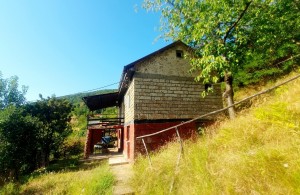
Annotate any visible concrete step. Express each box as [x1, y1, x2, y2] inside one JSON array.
[[109, 156, 129, 166], [113, 184, 135, 195]]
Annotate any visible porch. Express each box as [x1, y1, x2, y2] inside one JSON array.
[[87, 114, 124, 129], [82, 147, 128, 165], [82, 91, 124, 159], [84, 115, 124, 159]]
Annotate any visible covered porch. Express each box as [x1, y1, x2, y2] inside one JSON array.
[[82, 92, 124, 159]]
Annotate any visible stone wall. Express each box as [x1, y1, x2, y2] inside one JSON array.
[[133, 73, 223, 120], [135, 43, 196, 77], [122, 41, 223, 122]]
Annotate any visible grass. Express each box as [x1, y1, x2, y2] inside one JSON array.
[[0, 160, 115, 195], [132, 71, 300, 194]]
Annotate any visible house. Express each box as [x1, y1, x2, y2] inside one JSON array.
[[83, 41, 223, 162]]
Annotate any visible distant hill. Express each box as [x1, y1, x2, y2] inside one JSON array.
[[61, 89, 117, 105]]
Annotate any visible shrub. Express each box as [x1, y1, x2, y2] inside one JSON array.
[[55, 138, 84, 159]]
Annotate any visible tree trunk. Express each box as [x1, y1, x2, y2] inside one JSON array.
[[223, 72, 236, 119], [44, 147, 50, 167], [9, 169, 16, 181], [40, 150, 46, 167]]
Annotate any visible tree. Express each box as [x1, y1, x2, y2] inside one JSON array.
[[0, 96, 73, 180], [0, 106, 41, 180], [0, 72, 28, 109], [0, 73, 33, 179], [143, 0, 300, 119], [25, 96, 73, 166], [0, 74, 74, 180]]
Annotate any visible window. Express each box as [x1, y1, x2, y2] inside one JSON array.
[[176, 50, 183, 58]]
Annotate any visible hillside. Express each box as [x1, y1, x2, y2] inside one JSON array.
[[62, 89, 118, 135], [132, 72, 300, 194], [61, 89, 117, 105]]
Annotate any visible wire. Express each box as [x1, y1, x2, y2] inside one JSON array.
[[76, 82, 120, 94], [59, 81, 120, 98], [27, 81, 120, 103]]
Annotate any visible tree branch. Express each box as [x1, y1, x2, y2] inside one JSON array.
[[166, 0, 175, 7], [223, 1, 252, 45]]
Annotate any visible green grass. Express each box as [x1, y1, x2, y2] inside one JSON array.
[[0, 160, 115, 195], [132, 72, 300, 194]]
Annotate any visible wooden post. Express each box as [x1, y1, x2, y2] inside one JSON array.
[[142, 138, 152, 169], [170, 127, 184, 193]]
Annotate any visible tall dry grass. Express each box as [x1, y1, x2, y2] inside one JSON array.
[[132, 72, 300, 194], [1, 161, 114, 195]]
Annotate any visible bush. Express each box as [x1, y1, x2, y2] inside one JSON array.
[[0, 182, 20, 195], [56, 138, 84, 159]]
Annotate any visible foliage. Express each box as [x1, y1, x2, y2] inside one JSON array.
[[0, 182, 20, 195], [0, 97, 73, 181], [234, 0, 300, 86], [0, 106, 41, 179], [144, 0, 300, 84], [56, 137, 85, 159], [101, 106, 118, 118], [25, 96, 73, 166], [0, 71, 28, 109], [132, 72, 300, 194], [143, 0, 300, 117]]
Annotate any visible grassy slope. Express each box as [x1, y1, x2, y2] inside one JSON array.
[[1, 161, 114, 195], [132, 72, 300, 194]]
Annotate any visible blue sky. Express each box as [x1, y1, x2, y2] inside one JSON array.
[[0, 0, 168, 101]]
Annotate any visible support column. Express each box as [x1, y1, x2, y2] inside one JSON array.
[[84, 129, 92, 159]]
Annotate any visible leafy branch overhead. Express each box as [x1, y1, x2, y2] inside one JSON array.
[[144, 0, 299, 82], [144, 0, 300, 118]]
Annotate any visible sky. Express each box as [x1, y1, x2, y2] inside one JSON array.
[[0, 0, 169, 101]]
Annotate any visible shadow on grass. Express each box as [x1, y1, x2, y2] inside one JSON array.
[[47, 157, 104, 172], [19, 157, 108, 185], [18, 158, 112, 195]]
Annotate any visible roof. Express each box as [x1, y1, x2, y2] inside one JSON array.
[[118, 40, 190, 93], [123, 40, 188, 74], [82, 92, 119, 111]]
